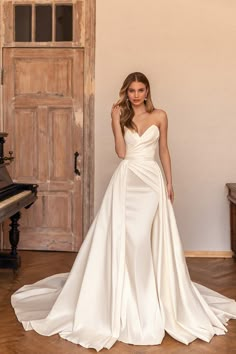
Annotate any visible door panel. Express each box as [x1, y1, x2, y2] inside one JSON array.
[[15, 58, 73, 96], [3, 47, 83, 251], [14, 109, 38, 179], [50, 109, 74, 181]]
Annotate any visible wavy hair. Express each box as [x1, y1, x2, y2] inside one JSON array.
[[116, 72, 155, 134]]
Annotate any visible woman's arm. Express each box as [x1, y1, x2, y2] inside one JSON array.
[[157, 110, 174, 203], [111, 105, 126, 159]]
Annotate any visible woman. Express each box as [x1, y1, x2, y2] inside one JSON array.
[[111, 72, 174, 202], [11, 72, 236, 352]]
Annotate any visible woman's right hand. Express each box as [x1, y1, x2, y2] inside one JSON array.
[[111, 104, 121, 123]]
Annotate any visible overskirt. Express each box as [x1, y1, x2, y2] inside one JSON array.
[[11, 158, 236, 351]]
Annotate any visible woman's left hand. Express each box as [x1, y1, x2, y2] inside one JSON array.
[[167, 183, 174, 203]]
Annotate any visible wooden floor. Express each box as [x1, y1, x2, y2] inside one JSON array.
[[0, 251, 236, 354]]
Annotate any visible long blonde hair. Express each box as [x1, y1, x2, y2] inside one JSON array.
[[116, 72, 155, 134]]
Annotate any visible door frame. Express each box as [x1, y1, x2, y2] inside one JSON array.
[[0, 0, 95, 238]]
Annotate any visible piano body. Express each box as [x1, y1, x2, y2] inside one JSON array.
[[0, 132, 38, 269]]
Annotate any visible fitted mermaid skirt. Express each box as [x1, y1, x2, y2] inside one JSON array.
[[120, 169, 164, 344], [11, 125, 236, 351]]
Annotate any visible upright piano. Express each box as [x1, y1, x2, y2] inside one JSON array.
[[0, 132, 38, 269]]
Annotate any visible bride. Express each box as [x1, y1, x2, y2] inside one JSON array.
[[11, 72, 236, 352]]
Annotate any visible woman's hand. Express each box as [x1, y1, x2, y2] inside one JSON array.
[[111, 104, 121, 123], [167, 183, 174, 203]]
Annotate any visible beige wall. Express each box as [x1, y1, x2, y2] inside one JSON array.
[[94, 0, 236, 251]]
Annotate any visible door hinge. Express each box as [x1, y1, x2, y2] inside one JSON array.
[[1, 68, 3, 85]]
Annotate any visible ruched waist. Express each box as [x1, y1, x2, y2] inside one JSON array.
[[124, 155, 155, 161]]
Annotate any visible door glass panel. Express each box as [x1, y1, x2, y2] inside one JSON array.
[[15, 5, 32, 42], [56, 5, 73, 41], [36, 5, 52, 42]]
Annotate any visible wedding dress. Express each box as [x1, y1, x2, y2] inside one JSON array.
[[11, 125, 236, 351]]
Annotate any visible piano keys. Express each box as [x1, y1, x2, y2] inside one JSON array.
[[0, 132, 38, 270]]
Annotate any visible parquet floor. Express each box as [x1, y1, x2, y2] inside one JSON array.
[[0, 252, 236, 354]]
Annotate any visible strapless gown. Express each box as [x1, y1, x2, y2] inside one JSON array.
[[11, 125, 236, 351]]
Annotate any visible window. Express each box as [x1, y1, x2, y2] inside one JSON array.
[[56, 5, 73, 42], [36, 5, 52, 42], [15, 5, 32, 42], [14, 3, 73, 43]]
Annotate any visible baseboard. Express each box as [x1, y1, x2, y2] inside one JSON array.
[[184, 250, 233, 258]]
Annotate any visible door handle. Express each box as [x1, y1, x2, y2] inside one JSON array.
[[74, 152, 81, 176]]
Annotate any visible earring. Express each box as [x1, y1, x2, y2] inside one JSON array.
[[144, 97, 147, 102]]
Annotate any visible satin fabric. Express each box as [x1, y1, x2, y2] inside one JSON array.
[[11, 125, 236, 351]]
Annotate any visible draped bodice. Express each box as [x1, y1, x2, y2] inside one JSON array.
[[124, 125, 159, 161]]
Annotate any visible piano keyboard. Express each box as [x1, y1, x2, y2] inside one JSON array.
[[0, 190, 32, 210]]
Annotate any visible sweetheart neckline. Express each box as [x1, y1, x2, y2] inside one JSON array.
[[125, 124, 159, 138]]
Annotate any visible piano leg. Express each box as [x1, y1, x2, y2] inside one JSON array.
[[9, 212, 21, 257], [0, 212, 21, 269]]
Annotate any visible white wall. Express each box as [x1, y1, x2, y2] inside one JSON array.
[[94, 0, 236, 251]]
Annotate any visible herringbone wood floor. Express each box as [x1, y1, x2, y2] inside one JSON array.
[[0, 252, 236, 354]]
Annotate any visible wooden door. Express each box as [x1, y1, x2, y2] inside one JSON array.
[[2, 47, 84, 251]]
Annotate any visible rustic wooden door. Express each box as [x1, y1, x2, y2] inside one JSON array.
[[2, 47, 84, 251]]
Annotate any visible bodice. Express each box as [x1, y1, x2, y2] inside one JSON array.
[[124, 125, 160, 161]]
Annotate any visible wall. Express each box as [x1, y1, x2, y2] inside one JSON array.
[[95, 0, 236, 251]]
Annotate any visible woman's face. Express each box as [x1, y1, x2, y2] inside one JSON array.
[[127, 81, 148, 106]]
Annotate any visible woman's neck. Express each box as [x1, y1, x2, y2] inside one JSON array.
[[132, 104, 147, 117]]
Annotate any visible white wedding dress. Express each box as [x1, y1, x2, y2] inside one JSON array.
[[11, 125, 236, 351]]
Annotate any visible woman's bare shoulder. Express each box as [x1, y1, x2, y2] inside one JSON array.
[[151, 108, 168, 124]]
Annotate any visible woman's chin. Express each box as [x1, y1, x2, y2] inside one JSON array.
[[131, 101, 144, 106]]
